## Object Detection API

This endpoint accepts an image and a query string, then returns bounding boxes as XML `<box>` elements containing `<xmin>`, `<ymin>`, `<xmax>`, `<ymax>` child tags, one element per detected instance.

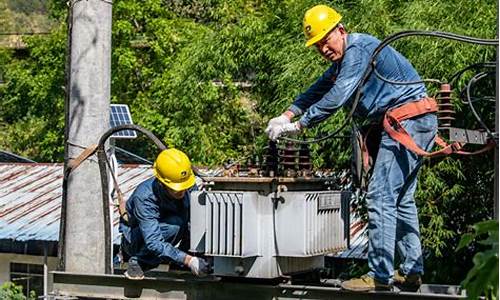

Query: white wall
<box><xmin>0</xmin><ymin>253</ymin><xmax>58</xmax><ymax>295</ymax></box>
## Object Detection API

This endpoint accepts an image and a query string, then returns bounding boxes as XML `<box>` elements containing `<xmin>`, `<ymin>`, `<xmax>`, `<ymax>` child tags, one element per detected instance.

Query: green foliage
<box><xmin>0</xmin><ymin>282</ymin><xmax>35</xmax><ymax>300</ymax></box>
<box><xmin>0</xmin><ymin>23</ymin><xmax>66</xmax><ymax>161</ymax></box>
<box><xmin>456</xmin><ymin>220</ymin><xmax>499</xmax><ymax>300</ymax></box>
<box><xmin>0</xmin><ymin>0</ymin><xmax>497</xmax><ymax>285</ymax></box>
<box><xmin>110</xmin><ymin>0</ymin><xmax>260</xmax><ymax>164</ymax></box>
<box><xmin>416</xmin><ymin>154</ymin><xmax>495</xmax><ymax>283</ymax></box>
<box><xmin>0</xmin><ymin>0</ymin><xmax>55</xmax><ymax>47</ymax></box>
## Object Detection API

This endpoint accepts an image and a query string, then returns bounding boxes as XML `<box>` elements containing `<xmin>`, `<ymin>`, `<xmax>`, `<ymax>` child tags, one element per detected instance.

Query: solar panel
<box><xmin>110</xmin><ymin>104</ymin><xmax>137</xmax><ymax>138</ymax></box>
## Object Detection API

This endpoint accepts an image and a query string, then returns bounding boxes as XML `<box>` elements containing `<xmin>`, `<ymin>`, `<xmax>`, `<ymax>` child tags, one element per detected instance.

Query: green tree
<box><xmin>457</xmin><ymin>220</ymin><xmax>499</xmax><ymax>300</ymax></box>
<box><xmin>0</xmin><ymin>0</ymin><xmax>497</xmax><ymax>285</ymax></box>
<box><xmin>0</xmin><ymin>23</ymin><xmax>66</xmax><ymax>161</ymax></box>
<box><xmin>0</xmin><ymin>282</ymin><xmax>35</xmax><ymax>300</ymax></box>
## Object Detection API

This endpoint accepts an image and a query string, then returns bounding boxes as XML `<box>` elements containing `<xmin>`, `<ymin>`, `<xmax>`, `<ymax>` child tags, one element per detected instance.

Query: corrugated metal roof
<box><xmin>0</xmin><ymin>163</ymin><xmax>152</xmax><ymax>244</ymax></box>
<box><xmin>0</xmin><ymin>163</ymin><xmax>367</xmax><ymax>258</ymax></box>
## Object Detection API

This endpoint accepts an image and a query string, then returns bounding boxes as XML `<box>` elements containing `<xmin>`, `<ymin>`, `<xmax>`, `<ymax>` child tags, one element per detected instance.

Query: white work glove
<box><xmin>266</xmin><ymin>121</ymin><xmax>301</xmax><ymax>141</ymax></box>
<box><xmin>265</xmin><ymin>115</ymin><xmax>291</xmax><ymax>141</ymax></box>
<box><xmin>266</xmin><ymin>115</ymin><xmax>291</xmax><ymax>129</ymax></box>
<box><xmin>188</xmin><ymin>257</ymin><xmax>210</xmax><ymax>277</ymax></box>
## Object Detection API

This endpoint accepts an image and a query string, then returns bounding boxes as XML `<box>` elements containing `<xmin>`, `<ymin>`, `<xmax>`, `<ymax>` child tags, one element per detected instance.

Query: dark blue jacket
<box><xmin>119</xmin><ymin>177</ymin><xmax>190</xmax><ymax>265</ymax></box>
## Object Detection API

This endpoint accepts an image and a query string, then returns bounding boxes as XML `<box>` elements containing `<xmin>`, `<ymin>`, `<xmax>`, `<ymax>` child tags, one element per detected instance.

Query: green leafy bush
<box><xmin>0</xmin><ymin>0</ymin><xmax>497</xmax><ymax>285</ymax></box>
<box><xmin>457</xmin><ymin>219</ymin><xmax>499</xmax><ymax>300</ymax></box>
<box><xmin>0</xmin><ymin>282</ymin><xmax>35</xmax><ymax>300</ymax></box>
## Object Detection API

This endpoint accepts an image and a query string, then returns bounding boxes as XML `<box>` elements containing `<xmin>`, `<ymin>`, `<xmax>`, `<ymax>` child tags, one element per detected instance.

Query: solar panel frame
<box><xmin>110</xmin><ymin>104</ymin><xmax>137</xmax><ymax>139</ymax></box>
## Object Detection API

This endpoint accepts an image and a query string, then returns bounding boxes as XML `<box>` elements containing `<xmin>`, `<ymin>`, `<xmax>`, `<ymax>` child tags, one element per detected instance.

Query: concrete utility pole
<box><xmin>60</xmin><ymin>0</ymin><xmax>113</xmax><ymax>273</ymax></box>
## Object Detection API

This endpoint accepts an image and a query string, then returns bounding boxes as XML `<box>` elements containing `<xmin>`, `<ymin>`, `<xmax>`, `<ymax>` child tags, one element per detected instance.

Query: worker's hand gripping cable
<box><xmin>265</xmin><ymin>120</ymin><xmax>302</xmax><ymax>141</ymax></box>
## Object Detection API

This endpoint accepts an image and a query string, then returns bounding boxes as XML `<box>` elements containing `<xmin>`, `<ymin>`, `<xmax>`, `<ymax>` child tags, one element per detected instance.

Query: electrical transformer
<box><xmin>190</xmin><ymin>141</ymin><xmax>350</xmax><ymax>279</ymax></box>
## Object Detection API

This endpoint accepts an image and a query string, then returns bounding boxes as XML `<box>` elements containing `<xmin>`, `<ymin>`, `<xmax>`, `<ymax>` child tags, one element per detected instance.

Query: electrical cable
<box><xmin>271</xmin><ymin>179</ymin><xmax>283</xmax><ymax>277</ymax></box>
<box><xmin>461</xmin><ymin>96</ymin><xmax>497</xmax><ymax>104</ymax></box>
<box><xmin>0</xmin><ymin>32</ymin><xmax>50</xmax><ymax>35</ymax></box>
<box><xmin>448</xmin><ymin>62</ymin><xmax>496</xmax><ymax>86</ymax></box>
<box><xmin>465</xmin><ymin>71</ymin><xmax>497</xmax><ymax>142</ymax></box>
<box><xmin>467</xmin><ymin>96</ymin><xmax>497</xmax><ymax>103</ymax></box>
<box><xmin>372</xmin><ymin>61</ymin><xmax>443</xmax><ymax>86</ymax></box>
<box><xmin>459</xmin><ymin>86</ymin><xmax>496</xmax><ymax>104</ymax></box>
<box><xmin>280</xmin><ymin>132</ymin><xmax>350</xmax><ymax>144</ymax></box>
<box><xmin>371</xmin><ymin>31</ymin><xmax>498</xmax><ymax>61</ymax></box>
<box><xmin>280</xmin><ymin>30</ymin><xmax>498</xmax><ymax>145</ymax></box>
<box><xmin>452</xmin><ymin>62</ymin><xmax>496</xmax><ymax>104</ymax></box>
<box><xmin>96</xmin><ymin>124</ymin><xmax>167</xmax><ymax>274</ymax></box>
<box><xmin>59</xmin><ymin>0</ymin><xmax>76</xmax><ymax>272</ymax></box>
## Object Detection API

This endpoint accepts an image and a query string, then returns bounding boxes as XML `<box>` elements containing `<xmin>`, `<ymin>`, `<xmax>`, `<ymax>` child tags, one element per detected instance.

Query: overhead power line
<box><xmin>0</xmin><ymin>32</ymin><xmax>51</xmax><ymax>35</ymax></box>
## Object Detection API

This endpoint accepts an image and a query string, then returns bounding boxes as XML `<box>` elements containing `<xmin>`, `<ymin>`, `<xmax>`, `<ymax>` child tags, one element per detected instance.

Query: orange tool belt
<box><xmin>382</xmin><ymin>97</ymin><xmax>494</xmax><ymax>157</ymax></box>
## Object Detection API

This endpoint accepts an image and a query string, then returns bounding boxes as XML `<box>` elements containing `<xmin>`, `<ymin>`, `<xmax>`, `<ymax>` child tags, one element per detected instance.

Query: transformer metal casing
<box><xmin>190</xmin><ymin>177</ymin><xmax>350</xmax><ymax>278</ymax></box>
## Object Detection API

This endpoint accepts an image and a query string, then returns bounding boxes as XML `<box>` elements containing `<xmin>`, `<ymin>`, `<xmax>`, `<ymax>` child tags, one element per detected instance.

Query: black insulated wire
<box><xmin>59</xmin><ymin>0</ymin><xmax>77</xmax><ymax>272</ymax></box>
<box><xmin>372</xmin><ymin>61</ymin><xmax>443</xmax><ymax>86</ymax></box>
<box><xmin>371</xmin><ymin>31</ymin><xmax>498</xmax><ymax>60</ymax></box>
<box><xmin>465</xmin><ymin>72</ymin><xmax>497</xmax><ymax>142</ymax></box>
<box><xmin>449</xmin><ymin>61</ymin><xmax>496</xmax><ymax>87</ymax></box>
<box><xmin>97</xmin><ymin>124</ymin><xmax>167</xmax><ymax>274</ymax></box>
<box><xmin>96</xmin><ymin>124</ymin><xmax>224</xmax><ymax>272</ymax></box>
<box><xmin>280</xmin><ymin>132</ymin><xmax>350</xmax><ymax>144</ymax></box>
<box><xmin>281</xmin><ymin>30</ymin><xmax>498</xmax><ymax>145</ymax></box>
<box><xmin>459</xmin><ymin>75</ymin><xmax>496</xmax><ymax>105</ymax></box>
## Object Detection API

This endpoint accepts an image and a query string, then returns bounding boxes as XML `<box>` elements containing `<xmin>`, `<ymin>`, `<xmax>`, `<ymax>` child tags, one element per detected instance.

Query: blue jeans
<box><xmin>122</xmin><ymin>222</ymin><xmax>188</xmax><ymax>269</ymax></box>
<box><xmin>366</xmin><ymin>113</ymin><xmax>437</xmax><ymax>284</ymax></box>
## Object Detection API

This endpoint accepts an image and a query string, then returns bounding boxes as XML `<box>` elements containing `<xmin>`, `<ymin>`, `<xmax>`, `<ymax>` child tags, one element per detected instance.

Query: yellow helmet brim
<box><xmin>161</xmin><ymin>173</ymin><xmax>196</xmax><ymax>192</ymax></box>
<box><xmin>305</xmin><ymin>21</ymin><xmax>339</xmax><ymax>47</ymax></box>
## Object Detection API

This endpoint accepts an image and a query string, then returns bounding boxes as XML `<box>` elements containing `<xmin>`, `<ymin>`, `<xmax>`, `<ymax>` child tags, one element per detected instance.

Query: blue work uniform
<box><xmin>289</xmin><ymin>33</ymin><xmax>437</xmax><ymax>284</ymax></box>
<box><xmin>119</xmin><ymin>177</ymin><xmax>190</xmax><ymax>269</ymax></box>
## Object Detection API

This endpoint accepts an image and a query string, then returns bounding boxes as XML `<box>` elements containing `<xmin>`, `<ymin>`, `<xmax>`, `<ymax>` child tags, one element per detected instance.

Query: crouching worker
<box><xmin>119</xmin><ymin>148</ymin><xmax>210</xmax><ymax>280</ymax></box>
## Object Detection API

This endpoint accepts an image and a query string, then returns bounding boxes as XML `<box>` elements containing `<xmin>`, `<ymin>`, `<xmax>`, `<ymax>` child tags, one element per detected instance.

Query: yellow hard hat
<box><xmin>153</xmin><ymin>148</ymin><xmax>196</xmax><ymax>192</ymax></box>
<box><xmin>303</xmin><ymin>4</ymin><xmax>342</xmax><ymax>47</ymax></box>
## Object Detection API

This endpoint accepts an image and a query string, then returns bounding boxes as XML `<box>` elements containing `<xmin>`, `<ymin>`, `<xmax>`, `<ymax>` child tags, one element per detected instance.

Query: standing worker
<box><xmin>119</xmin><ymin>148</ymin><xmax>210</xmax><ymax>279</ymax></box>
<box><xmin>265</xmin><ymin>4</ymin><xmax>436</xmax><ymax>291</ymax></box>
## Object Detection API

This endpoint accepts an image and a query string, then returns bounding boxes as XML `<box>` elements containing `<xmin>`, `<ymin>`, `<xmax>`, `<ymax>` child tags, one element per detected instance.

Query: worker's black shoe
<box><xmin>125</xmin><ymin>258</ymin><xmax>144</xmax><ymax>280</ymax></box>
<box><xmin>393</xmin><ymin>270</ymin><xmax>421</xmax><ymax>292</ymax></box>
